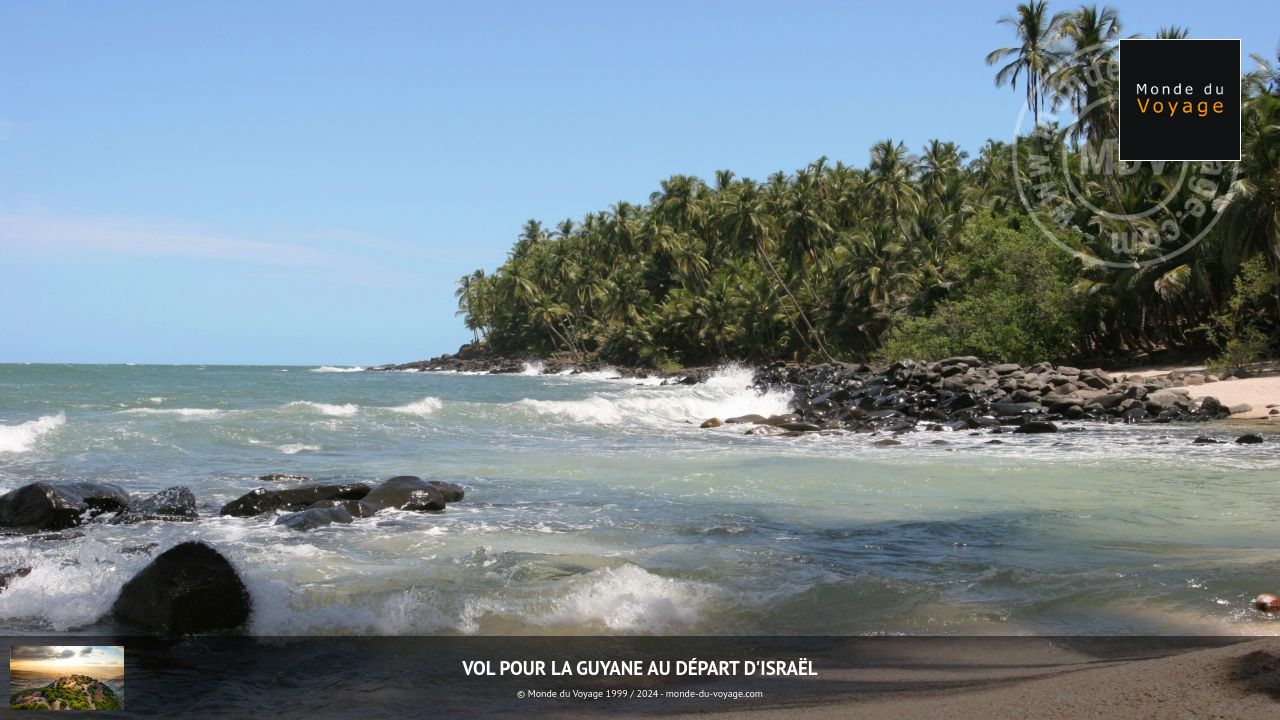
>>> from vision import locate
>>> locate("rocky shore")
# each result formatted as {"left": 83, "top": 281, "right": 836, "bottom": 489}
{"left": 368, "top": 342, "right": 711, "bottom": 384}
{"left": 717, "top": 357, "right": 1265, "bottom": 440}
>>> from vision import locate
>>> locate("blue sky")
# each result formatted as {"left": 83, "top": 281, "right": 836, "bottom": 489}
{"left": 2, "top": 1, "right": 1276, "bottom": 365}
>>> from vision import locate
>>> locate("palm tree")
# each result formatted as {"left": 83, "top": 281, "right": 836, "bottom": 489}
{"left": 987, "top": 1, "right": 1065, "bottom": 125}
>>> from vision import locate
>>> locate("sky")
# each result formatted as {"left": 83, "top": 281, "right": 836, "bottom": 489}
{"left": 1, "top": 0, "right": 1276, "bottom": 365}
{"left": 10, "top": 645, "right": 125, "bottom": 675}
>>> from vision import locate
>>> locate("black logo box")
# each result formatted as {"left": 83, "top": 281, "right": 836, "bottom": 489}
{"left": 1119, "top": 38, "right": 1241, "bottom": 162}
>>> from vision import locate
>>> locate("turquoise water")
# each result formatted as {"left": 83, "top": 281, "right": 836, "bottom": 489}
{"left": 1, "top": 363, "right": 1279, "bottom": 636}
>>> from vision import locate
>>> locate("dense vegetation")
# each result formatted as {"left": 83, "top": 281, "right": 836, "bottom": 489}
{"left": 456, "top": 3, "right": 1279, "bottom": 369}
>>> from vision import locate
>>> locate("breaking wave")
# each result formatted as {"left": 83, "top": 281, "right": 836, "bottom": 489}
{"left": 284, "top": 401, "right": 359, "bottom": 417}
{"left": 0, "top": 413, "right": 66, "bottom": 453}
{"left": 516, "top": 365, "right": 788, "bottom": 426}
{"left": 311, "top": 366, "right": 365, "bottom": 373}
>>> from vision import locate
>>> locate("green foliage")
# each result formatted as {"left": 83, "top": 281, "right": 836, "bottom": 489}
{"left": 878, "top": 214, "right": 1088, "bottom": 364}
{"left": 1204, "top": 255, "right": 1277, "bottom": 370}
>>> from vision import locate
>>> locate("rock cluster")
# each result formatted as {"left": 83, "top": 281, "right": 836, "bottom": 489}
{"left": 216, "top": 476, "right": 469, "bottom": 531}
{"left": 0, "top": 481, "right": 130, "bottom": 532}
{"left": 730, "top": 358, "right": 1254, "bottom": 436}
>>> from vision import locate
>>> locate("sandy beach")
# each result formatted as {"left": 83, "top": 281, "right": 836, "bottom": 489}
{"left": 1117, "top": 366, "right": 1280, "bottom": 422}
{"left": 646, "top": 638, "right": 1280, "bottom": 720}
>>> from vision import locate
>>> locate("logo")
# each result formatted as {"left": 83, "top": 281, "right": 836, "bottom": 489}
{"left": 1014, "top": 40, "right": 1240, "bottom": 269}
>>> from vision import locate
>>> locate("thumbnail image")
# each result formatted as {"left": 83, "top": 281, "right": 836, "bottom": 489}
{"left": 9, "top": 646, "right": 124, "bottom": 711}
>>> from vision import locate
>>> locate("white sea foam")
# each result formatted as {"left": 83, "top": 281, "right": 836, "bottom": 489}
{"left": 520, "top": 360, "right": 545, "bottom": 376}
{"left": 536, "top": 564, "right": 710, "bottom": 632}
{"left": 311, "top": 366, "right": 365, "bottom": 373}
{"left": 516, "top": 365, "right": 788, "bottom": 426}
{"left": 119, "top": 407, "right": 223, "bottom": 417}
{"left": 278, "top": 443, "right": 321, "bottom": 454}
{"left": 285, "top": 401, "right": 359, "bottom": 416}
{"left": 0, "top": 413, "right": 66, "bottom": 453}
{"left": 146, "top": 396, "right": 166, "bottom": 403}
{"left": 388, "top": 396, "right": 443, "bottom": 416}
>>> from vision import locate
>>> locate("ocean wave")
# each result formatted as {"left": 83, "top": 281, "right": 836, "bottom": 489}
{"left": 520, "top": 361, "right": 544, "bottom": 376}
{"left": 311, "top": 366, "right": 365, "bottom": 373}
{"left": 387, "top": 396, "right": 443, "bottom": 417}
{"left": 118, "top": 407, "right": 223, "bottom": 417}
{"left": 278, "top": 443, "right": 322, "bottom": 454}
{"left": 284, "top": 401, "right": 359, "bottom": 417}
{"left": 534, "top": 564, "right": 711, "bottom": 632}
{"left": 516, "top": 365, "right": 788, "bottom": 426}
{"left": 0, "top": 413, "right": 66, "bottom": 453}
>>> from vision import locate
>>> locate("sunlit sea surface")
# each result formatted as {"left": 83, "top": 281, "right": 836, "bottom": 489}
{"left": 1, "top": 363, "right": 1278, "bottom": 636}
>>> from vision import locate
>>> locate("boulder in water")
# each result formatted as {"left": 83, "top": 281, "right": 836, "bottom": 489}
{"left": 1237, "top": 434, "right": 1265, "bottom": 444}
{"left": 275, "top": 505, "right": 354, "bottom": 531}
{"left": 0, "top": 481, "right": 130, "bottom": 531}
{"left": 307, "top": 498, "right": 380, "bottom": 517}
{"left": 111, "top": 541, "right": 251, "bottom": 633}
{"left": 700, "top": 417, "right": 722, "bottom": 428}
{"left": 258, "top": 473, "right": 311, "bottom": 482}
{"left": 426, "top": 480, "right": 465, "bottom": 503}
{"left": 219, "top": 483, "right": 371, "bottom": 517}
{"left": 111, "top": 486, "right": 197, "bottom": 524}
{"left": 362, "top": 476, "right": 446, "bottom": 512}
{"left": 0, "top": 565, "right": 31, "bottom": 592}
{"left": 1013, "top": 421, "right": 1059, "bottom": 434}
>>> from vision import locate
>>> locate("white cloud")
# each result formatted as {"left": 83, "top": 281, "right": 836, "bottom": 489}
{"left": 0, "top": 212, "right": 415, "bottom": 284}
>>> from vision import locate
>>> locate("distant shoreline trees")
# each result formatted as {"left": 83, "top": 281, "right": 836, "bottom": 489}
{"left": 456, "top": 4, "right": 1279, "bottom": 369}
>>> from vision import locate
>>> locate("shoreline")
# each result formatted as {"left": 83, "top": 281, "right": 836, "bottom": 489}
{"left": 377, "top": 346, "right": 1280, "bottom": 436}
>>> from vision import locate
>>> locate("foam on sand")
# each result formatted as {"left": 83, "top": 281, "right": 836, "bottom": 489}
{"left": 0, "top": 413, "right": 66, "bottom": 453}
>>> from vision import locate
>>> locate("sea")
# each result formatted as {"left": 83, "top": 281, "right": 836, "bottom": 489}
{"left": 1, "top": 363, "right": 1278, "bottom": 636}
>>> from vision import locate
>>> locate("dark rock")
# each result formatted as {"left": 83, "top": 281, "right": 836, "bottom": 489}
{"left": 1237, "top": 434, "right": 1265, "bottom": 445}
{"left": 426, "top": 480, "right": 465, "bottom": 503}
{"left": 275, "top": 505, "right": 354, "bottom": 531}
{"left": 362, "top": 476, "right": 446, "bottom": 512}
{"left": 306, "top": 498, "right": 380, "bottom": 518}
{"left": 0, "top": 565, "right": 31, "bottom": 591}
{"left": 780, "top": 422, "right": 823, "bottom": 432}
{"left": 872, "top": 438, "right": 902, "bottom": 446}
{"left": 992, "top": 363, "right": 1022, "bottom": 375}
{"left": 219, "top": 483, "right": 370, "bottom": 517}
{"left": 111, "top": 541, "right": 251, "bottom": 634}
{"left": 1013, "top": 421, "right": 1058, "bottom": 434}
{"left": 700, "top": 417, "right": 722, "bottom": 428}
{"left": 990, "top": 401, "right": 1042, "bottom": 416}
{"left": 112, "top": 486, "right": 197, "bottom": 524}
{"left": 0, "top": 482, "right": 131, "bottom": 531}
{"left": 724, "top": 414, "right": 767, "bottom": 424}
{"left": 1192, "top": 436, "right": 1221, "bottom": 444}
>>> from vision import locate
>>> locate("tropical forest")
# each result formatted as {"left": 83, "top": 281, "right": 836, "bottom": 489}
{"left": 454, "top": 3, "right": 1280, "bottom": 370}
